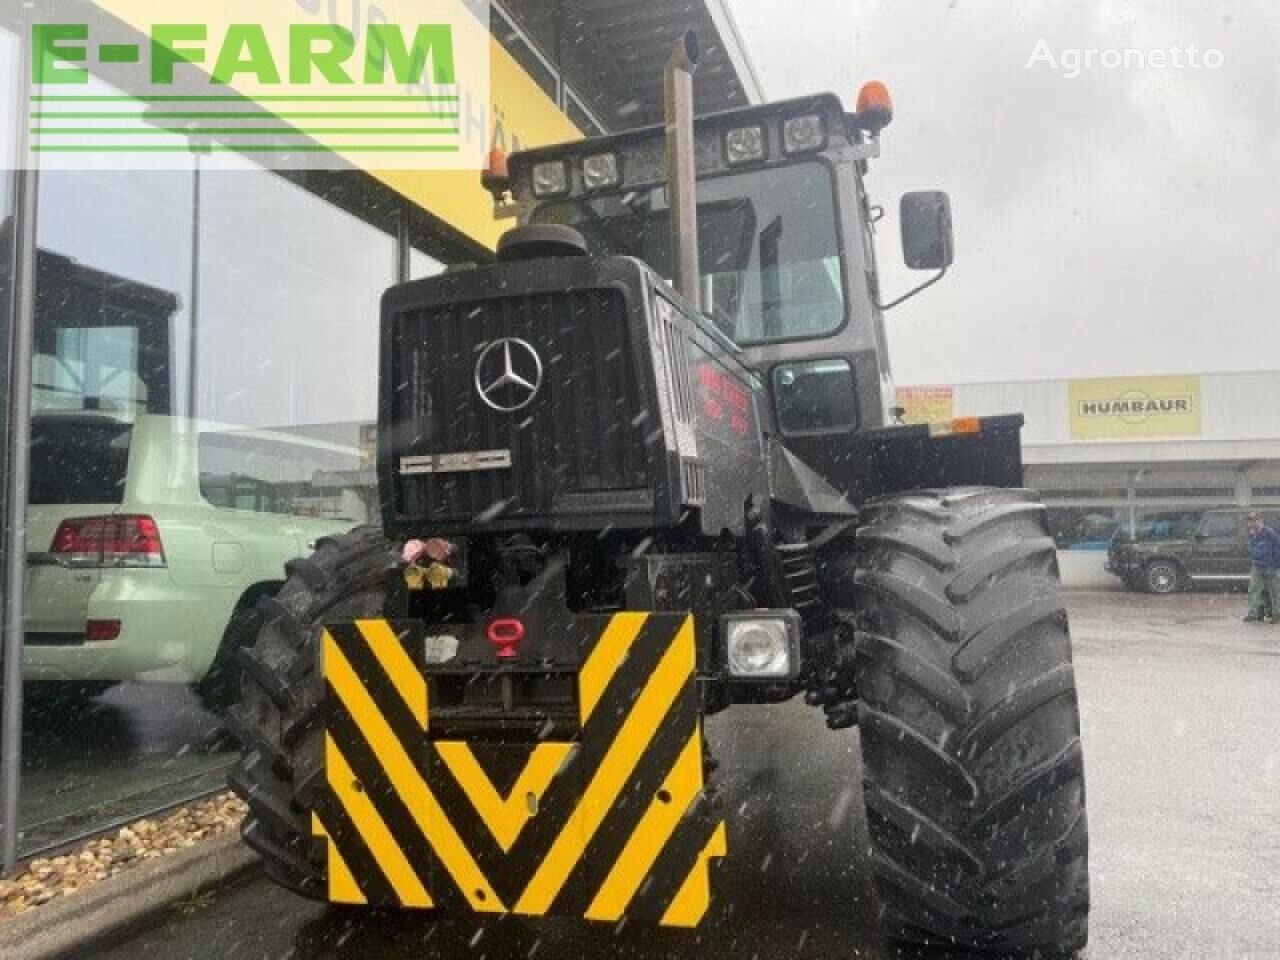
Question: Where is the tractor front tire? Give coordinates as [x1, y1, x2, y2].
[225, 526, 397, 898]
[832, 488, 1090, 956]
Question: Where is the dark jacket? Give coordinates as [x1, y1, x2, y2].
[1249, 525, 1280, 571]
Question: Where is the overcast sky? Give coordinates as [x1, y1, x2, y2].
[730, 0, 1279, 385]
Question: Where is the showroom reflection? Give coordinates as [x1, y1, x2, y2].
[17, 155, 437, 854]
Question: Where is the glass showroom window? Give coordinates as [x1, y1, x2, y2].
[17, 74, 396, 855]
[32, 68, 194, 418]
[20, 146, 216, 854]
[197, 157, 395, 432]
[198, 428, 375, 527]
[34, 184, 194, 416]
[18, 58, 218, 854]
[196, 156, 393, 568]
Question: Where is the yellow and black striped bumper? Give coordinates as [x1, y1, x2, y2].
[310, 613, 727, 927]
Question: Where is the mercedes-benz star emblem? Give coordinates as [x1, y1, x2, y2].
[474, 337, 544, 413]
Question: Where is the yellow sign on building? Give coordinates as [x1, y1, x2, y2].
[1068, 375, 1202, 440]
[895, 386, 954, 425]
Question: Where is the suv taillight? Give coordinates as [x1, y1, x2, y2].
[49, 515, 166, 568]
[86, 619, 122, 643]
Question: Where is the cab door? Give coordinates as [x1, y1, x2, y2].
[1191, 512, 1248, 579]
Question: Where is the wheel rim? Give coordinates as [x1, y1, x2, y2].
[1148, 564, 1178, 593]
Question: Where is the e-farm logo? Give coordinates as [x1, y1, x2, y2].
[24, 0, 489, 171]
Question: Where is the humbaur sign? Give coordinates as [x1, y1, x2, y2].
[1078, 395, 1193, 419]
[24, 0, 490, 170]
[1069, 375, 1203, 440]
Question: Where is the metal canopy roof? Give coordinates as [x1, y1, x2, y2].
[503, 0, 766, 130]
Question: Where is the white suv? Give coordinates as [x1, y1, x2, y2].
[24, 410, 373, 710]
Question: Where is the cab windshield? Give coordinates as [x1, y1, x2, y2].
[534, 162, 844, 344]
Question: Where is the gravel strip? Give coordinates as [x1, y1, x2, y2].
[0, 794, 247, 920]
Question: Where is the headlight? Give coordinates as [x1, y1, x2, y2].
[582, 152, 620, 190]
[721, 612, 801, 680]
[531, 160, 570, 198]
[783, 114, 826, 154]
[725, 125, 766, 165]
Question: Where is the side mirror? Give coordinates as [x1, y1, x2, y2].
[900, 191, 954, 271]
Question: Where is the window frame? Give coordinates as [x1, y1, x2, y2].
[770, 355, 860, 437]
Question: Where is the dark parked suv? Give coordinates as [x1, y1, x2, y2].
[1108, 508, 1280, 594]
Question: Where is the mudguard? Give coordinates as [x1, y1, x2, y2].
[309, 613, 726, 927]
[777, 414, 1026, 506]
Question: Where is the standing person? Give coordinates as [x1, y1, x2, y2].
[1245, 513, 1280, 624]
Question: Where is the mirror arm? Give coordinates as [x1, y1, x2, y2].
[876, 266, 948, 311]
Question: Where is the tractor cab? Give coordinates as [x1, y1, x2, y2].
[489, 82, 1008, 510]
[497, 85, 954, 442]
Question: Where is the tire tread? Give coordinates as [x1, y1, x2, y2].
[842, 487, 1090, 956]
[228, 529, 396, 902]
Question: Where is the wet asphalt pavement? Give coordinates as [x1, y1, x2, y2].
[89, 590, 1280, 960]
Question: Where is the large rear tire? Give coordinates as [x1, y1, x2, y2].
[828, 488, 1089, 956]
[225, 526, 397, 898]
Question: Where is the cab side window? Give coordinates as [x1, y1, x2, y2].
[1199, 514, 1243, 539]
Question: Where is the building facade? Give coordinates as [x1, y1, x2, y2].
[899, 371, 1280, 548]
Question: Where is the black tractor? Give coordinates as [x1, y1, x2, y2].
[229, 34, 1089, 956]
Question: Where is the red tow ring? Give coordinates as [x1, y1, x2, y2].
[485, 618, 526, 659]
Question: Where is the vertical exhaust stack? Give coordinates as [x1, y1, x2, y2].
[665, 31, 701, 311]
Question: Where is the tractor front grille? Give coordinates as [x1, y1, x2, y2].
[388, 288, 651, 525]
